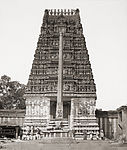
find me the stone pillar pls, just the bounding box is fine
[70,99,74,129]
[56,32,63,119]
[15,127,19,139]
[29,102,32,116]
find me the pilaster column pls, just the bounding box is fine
[70,99,74,129]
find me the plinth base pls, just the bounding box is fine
[42,130,72,138]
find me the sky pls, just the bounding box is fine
[0,0,127,110]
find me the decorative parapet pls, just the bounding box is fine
[45,9,79,16]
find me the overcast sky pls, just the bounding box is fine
[0,0,127,110]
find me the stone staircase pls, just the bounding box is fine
[42,119,72,138]
[47,120,69,130]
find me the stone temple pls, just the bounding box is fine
[24,9,99,139]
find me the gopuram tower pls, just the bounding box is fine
[24,9,99,139]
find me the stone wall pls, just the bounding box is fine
[24,95,50,128]
[117,105,127,142]
[70,98,99,139]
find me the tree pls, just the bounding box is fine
[0,75,26,109]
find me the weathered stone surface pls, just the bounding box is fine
[24,9,98,137]
[25,9,96,97]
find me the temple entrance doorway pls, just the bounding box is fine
[50,101,56,119]
[50,101,71,120]
[63,101,71,119]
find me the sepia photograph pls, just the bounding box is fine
[0,0,127,149]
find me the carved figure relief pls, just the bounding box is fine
[57,109,63,118]
[26,98,50,118]
[74,99,96,117]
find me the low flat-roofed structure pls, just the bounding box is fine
[96,109,118,140]
[0,109,25,138]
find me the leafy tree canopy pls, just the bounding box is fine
[0,75,26,109]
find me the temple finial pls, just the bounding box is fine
[76,8,80,14]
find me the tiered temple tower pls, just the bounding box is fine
[24,9,99,138]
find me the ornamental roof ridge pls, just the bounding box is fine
[45,9,79,16]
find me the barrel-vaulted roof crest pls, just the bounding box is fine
[45,9,79,16]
